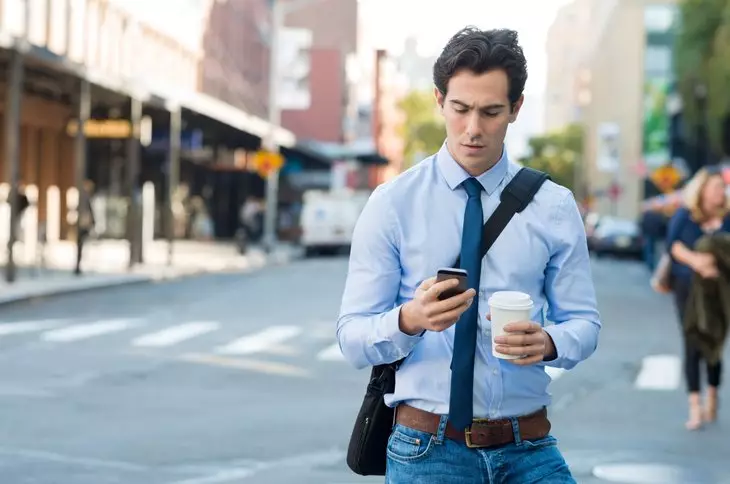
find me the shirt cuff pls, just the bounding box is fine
[381,304,424,358]
[542,324,571,368]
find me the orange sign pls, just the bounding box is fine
[650,165,682,193]
[252,150,284,178]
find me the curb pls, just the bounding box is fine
[0,248,302,307]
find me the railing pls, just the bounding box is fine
[0,0,200,94]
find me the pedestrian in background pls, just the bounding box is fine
[337,26,600,483]
[666,167,730,430]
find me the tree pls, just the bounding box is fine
[519,124,583,193]
[398,90,445,167]
[674,0,730,154]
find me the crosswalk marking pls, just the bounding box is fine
[316,343,345,361]
[635,354,681,390]
[215,326,303,355]
[41,319,138,343]
[0,320,65,336]
[132,322,219,348]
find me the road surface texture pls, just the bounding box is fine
[0,256,727,484]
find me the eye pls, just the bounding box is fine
[484,111,500,117]
[454,108,468,114]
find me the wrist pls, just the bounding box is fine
[542,330,557,361]
[399,302,422,336]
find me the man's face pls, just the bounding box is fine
[435,69,523,174]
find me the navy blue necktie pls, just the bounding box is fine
[449,177,483,431]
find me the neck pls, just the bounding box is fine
[447,144,503,177]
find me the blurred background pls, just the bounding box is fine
[0,1,728,483]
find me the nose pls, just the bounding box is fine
[465,112,481,139]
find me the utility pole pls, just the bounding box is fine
[262,0,283,254]
[262,0,321,254]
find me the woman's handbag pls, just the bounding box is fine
[651,253,672,294]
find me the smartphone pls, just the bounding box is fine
[436,268,469,301]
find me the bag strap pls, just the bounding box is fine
[453,167,550,268]
[392,167,550,371]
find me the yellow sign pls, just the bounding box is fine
[650,165,682,193]
[66,119,132,138]
[253,150,284,178]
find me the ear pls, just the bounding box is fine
[434,87,445,113]
[509,95,524,124]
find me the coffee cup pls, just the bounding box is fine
[488,291,534,359]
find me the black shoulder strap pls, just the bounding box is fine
[453,167,550,268]
[391,167,549,371]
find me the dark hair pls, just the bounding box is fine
[433,26,528,107]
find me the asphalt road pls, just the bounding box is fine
[0,256,728,484]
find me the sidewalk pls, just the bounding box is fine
[0,239,302,305]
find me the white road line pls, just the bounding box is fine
[0,320,65,336]
[132,322,219,348]
[316,343,345,361]
[41,319,138,343]
[179,354,311,378]
[545,367,566,380]
[215,326,302,355]
[635,354,681,390]
[0,446,148,471]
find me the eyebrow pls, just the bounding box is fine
[449,100,507,110]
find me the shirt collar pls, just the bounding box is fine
[436,141,509,195]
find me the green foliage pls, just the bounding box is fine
[398,90,445,167]
[519,124,583,192]
[675,0,730,154]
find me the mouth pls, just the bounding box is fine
[462,144,485,151]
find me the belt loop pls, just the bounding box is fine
[510,417,521,445]
[435,415,448,444]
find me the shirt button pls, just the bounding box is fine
[492,369,498,375]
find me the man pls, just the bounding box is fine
[337,27,600,483]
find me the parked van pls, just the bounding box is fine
[300,189,370,256]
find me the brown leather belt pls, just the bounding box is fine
[394,404,551,448]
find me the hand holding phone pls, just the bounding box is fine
[399,268,476,335]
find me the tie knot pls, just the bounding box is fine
[462,178,482,198]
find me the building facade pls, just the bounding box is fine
[545,0,679,220]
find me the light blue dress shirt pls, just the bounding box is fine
[337,143,601,419]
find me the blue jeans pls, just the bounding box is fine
[385,416,575,483]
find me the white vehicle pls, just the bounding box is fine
[300,189,370,256]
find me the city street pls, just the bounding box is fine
[0,256,728,484]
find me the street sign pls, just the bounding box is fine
[253,150,284,178]
[650,164,682,193]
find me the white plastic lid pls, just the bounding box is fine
[488,291,533,310]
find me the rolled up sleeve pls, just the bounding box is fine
[542,192,601,370]
[336,187,422,369]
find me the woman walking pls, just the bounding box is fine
[666,167,730,430]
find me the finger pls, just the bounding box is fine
[495,344,545,357]
[432,288,476,312]
[494,333,543,346]
[509,354,545,366]
[503,321,541,333]
[427,303,470,329]
[425,278,461,300]
[485,313,491,321]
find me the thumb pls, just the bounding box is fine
[419,276,437,291]
[485,313,491,321]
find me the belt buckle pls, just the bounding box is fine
[464,418,491,449]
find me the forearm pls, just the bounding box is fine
[671,241,699,267]
[337,305,422,369]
